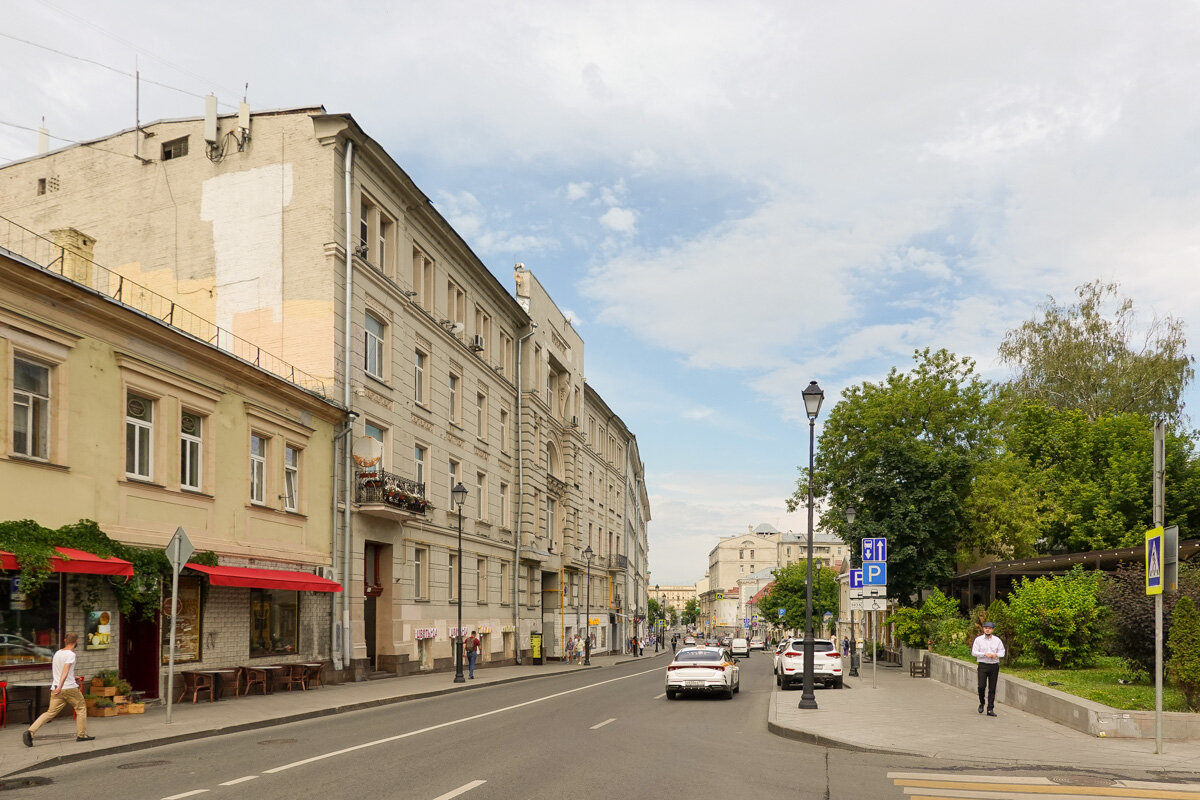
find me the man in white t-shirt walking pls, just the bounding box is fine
[971,621,1005,717]
[24,632,93,746]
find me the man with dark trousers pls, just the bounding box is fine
[971,621,1005,716]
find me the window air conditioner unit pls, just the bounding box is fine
[471,334,486,352]
[314,566,335,581]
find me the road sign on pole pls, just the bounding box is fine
[1146,527,1163,596]
[165,526,193,725]
[863,562,887,585]
[862,538,887,562]
[850,569,863,590]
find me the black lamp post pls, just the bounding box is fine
[583,545,594,665]
[799,380,823,710]
[452,481,468,683]
[846,505,860,678]
[654,584,661,652]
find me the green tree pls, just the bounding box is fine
[998,280,1194,425]
[756,561,839,633]
[681,597,700,627]
[1101,561,1200,676]
[1166,596,1200,712]
[885,588,960,648]
[797,349,998,602]
[1007,566,1104,668]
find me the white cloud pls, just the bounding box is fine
[682,406,713,421]
[599,206,637,234]
[565,182,591,201]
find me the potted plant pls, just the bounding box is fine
[84,694,100,709]
[91,669,119,697]
[88,697,118,717]
[114,679,132,704]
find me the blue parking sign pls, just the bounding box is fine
[864,562,887,585]
[862,538,887,562]
[850,569,863,589]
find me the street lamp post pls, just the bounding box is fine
[799,380,823,710]
[846,505,859,678]
[583,545,594,665]
[654,584,661,652]
[451,481,468,683]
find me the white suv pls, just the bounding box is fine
[730,638,750,657]
[774,637,843,689]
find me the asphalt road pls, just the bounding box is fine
[5,653,944,800]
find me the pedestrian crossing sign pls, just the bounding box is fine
[1146,526,1163,595]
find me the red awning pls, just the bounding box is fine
[186,563,342,592]
[0,547,134,577]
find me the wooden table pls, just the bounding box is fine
[178,671,216,703]
[238,664,284,695]
[301,662,325,689]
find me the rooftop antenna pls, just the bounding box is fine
[37,116,49,155]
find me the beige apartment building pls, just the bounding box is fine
[656,585,695,617]
[0,239,343,698]
[0,106,649,677]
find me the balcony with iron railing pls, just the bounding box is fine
[0,215,326,398]
[355,469,429,520]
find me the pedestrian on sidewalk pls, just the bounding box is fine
[464,630,481,679]
[972,621,1005,716]
[23,633,94,747]
[574,634,584,665]
[565,635,576,664]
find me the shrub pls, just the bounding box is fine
[94,669,119,687]
[1167,596,1200,712]
[93,696,115,708]
[1007,565,1104,668]
[1101,561,1200,675]
[928,615,974,654]
[985,598,1023,664]
[886,588,962,648]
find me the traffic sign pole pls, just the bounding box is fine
[164,527,194,725]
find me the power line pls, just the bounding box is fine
[0,119,147,162]
[0,30,237,109]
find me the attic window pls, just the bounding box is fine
[36,176,58,195]
[162,137,189,160]
[37,178,46,196]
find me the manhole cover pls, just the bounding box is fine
[117,760,172,770]
[1049,775,1116,787]
[258,738,297,745]
[0,777,53,790]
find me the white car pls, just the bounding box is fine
[775,637,844,689]
[665,646,741,699]
[683,636,697,645]
[730,638,750,657]
[749,637,765,651]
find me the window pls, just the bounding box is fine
[546,495,556,544]
[359,199,370,255]
[474,306,490,356]
[448,459,460,500]
[249,589,299,657]
[414,444,426,485]
[448,373,459,423]
[477,558,488,601]
[500,561,510,603]
[378,213,393,274]
[526,567,537,607]
[12,356,50,459]
[250,433,267,504]
[414,350,427,405]
[449,553,459,600]
[161,137,188,160]
[283,445,300,512]
[499,408,509,451]
[365,312,385,379]
[412,248,434,310]
[476,472,487,520]
[499,331,513,376]
[180,411,203,491]
[414,546,428,598]
[499,482,509,527]
[476,392,487,439]
[0,572,60,666]
[125,393,154,479]
[446,280,466,327]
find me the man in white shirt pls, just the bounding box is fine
[971,621,1005,717]
[23,633,93,746]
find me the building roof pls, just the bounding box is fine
[753,523,781,534]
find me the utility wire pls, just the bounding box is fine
[33,0,245,100]
[0,30,237,109]
[0,119,148,162]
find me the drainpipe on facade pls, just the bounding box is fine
[331,419,355,670]
[512,324,537,664]
[342,138,355,678]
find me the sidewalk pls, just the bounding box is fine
[768,660,1200,776]
[1,650,667,779]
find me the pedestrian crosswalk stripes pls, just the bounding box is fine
[886,771,1200,800]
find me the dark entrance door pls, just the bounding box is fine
[119,611,161,699]
[364,596,377,667]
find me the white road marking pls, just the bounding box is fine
[653,692,665,699]
[431,779,487,800]
[263,666,662,775]
[590,718,616,729]
[218,776,258,786]
[161,792,209,800]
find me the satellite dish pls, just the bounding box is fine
[352,436,383,468]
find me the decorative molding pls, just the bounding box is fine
[411,413,435,433]
[447,432,466,448]
[361,386,393,409]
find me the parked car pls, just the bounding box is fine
[665,646,740,700]
[749,637,765,651]
[683,636,697,645]
[730,638,750,657]
[775,637,843,689]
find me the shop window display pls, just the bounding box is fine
[0,573,61,668]
[250,589,299,656]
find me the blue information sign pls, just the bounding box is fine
[862,538,888,562]
[864,562,887,586]
[777,607,786,618]
[849,569,863,589]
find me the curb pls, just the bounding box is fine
[765,695,925,759]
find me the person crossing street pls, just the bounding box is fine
[972,621,1005,716]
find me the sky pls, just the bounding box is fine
[3,2,1200,586]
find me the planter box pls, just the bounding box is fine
[84,696,99,708]
[91,684,117,697]
[87,706,118,717]
[124,703,145,714]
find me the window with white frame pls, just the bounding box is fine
[474,305,490,357]
[413,349,427,405]
[283,444,300,512]
[446,280,466,327]
[499,331,513,376]
[476,472,486,521]
[448,458,460,501]
[500,561,510,603]
[412,248,434,311]
[476,392,487,440]
[414,443,426,485]
[499,408,509,452]
[546,495,556,544]
[365,312,385,379]
[477,557,487,602]
[378,212,393,274]
[180,411,203,491]
[448,373,459,423]
[449,553,459,600]
[250,433,267,504]
[499,482,509,527]
[526,566,537,607]
[125,393,154,479]
[12,356,50,460]
[414,546,428,598]
[364,422,385,471]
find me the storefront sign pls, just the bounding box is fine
[414,627,438,640]
[161,575,202,664]
[479,626,492,634]
[500,625,515,633]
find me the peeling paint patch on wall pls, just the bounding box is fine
[200,164,294,337]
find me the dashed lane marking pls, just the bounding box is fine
[590,718,616,729]
[431,779,487,800]
[217,776,258,786]
[161,791,209,800]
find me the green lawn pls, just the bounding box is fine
[1005,656,1191,713]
